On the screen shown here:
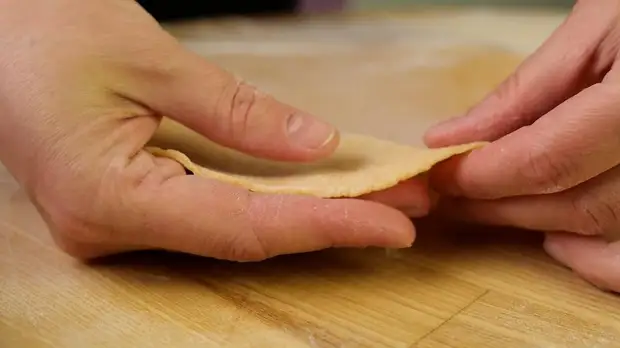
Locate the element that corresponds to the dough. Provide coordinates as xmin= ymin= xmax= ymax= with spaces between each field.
xmin=146 ymin=118 xmax=485 ymax=198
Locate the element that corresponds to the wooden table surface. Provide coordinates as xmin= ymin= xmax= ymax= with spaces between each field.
xmin=3 ymin=6 xmax=620 ymax=348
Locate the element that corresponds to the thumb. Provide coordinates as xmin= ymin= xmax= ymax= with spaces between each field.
xmin=424 ymin=2 xmax=614 ymax=148
xmin=126 ymin=48 xmax=339 ymax=162
xmin=544 ymin=232 xmax=620 ymax=293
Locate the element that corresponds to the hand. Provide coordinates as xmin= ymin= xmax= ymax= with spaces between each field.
xmin=423 ymin=0 xmax=620 ymax=292
xmin=0 ymin=0 xmax=427 ymax=261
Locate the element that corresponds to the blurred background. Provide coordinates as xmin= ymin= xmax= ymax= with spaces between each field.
xmin=137 ymin=1 xmax=570 ymax=144
xmin=137 ymin=0 xmax=574 ymax=21
xmin=353 ymin=0 xmax=572 ymax=9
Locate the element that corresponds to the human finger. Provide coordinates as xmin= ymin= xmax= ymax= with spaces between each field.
xmin=429 ymin=82 xmax=620 ymax=199
xmin=424 ymin=1 xmax=617 ymax=148
xmin=112 ymin=153 xmax=416 ymax=261
xmin=433 ymin=164 xmax=620 ymax=239
xmin=544 ymin=232 xmax=620 ymax=293
xmin=118 ymin=45 xmax=339 ymax=163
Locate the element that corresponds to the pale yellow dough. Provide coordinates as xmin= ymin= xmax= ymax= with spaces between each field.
xmin=146 ymin=118 xmax=485 ymax=198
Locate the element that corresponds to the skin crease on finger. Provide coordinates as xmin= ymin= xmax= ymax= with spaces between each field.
xmin=0 ymin=0 xmax=425 ymax=261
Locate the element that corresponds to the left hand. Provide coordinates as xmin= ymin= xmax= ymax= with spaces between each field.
xmin=423 ymin=0 xmax=620 ymax=292
xmin=0 ymin=0 xmax=426 ymax=262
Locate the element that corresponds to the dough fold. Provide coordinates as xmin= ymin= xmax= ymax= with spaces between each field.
xmin=146 ymin=118 xmax=485 ymax=198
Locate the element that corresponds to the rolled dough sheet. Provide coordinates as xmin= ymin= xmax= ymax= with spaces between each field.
xmin=146 ymin=118 xmax=485 ymax=198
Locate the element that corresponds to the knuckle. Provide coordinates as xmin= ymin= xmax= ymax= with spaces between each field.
xmin=218 ymin=227 xmax=270 ymax=262
xmin=216 ymin=80 xmax=258 ymax=142
xmin=519 ymin=149 xmax=575 ymax=194
xmin=209 ymin=193 xmax=271 ymax=262
xmin=571 ymin=195 xmax=619 ymax=236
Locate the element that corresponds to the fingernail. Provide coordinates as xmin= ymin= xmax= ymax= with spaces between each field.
xmin=287 ymin=113 xmax=336 ymax=149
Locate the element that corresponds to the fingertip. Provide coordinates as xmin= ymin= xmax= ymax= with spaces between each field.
xmin=423 ymin=113 xmax=487 ymax=148
xmin=384 ymin=206 xmax=418 ymax=247
xmin=291 ymin=124 xmax=341 ymax=162
xmin=334 ymin=199 xmax=417 ymax=248
xmin=543 ymin=233 xmax=620 ymax=292
xmin=423 ymin=118 xmax=463 ymax=148
xmin=382 ymin=203 xmax=418 ymax=247
xmin=244 ymin=194 xmax=415 ymax=258
xmin=139 ymin=50 xmax=341 ymax=164
xmin=254 ymin=119 xmax=339 ymax=163
xmin=427 ymin=144 xmax=516 ymax=200
xmin=543 ymin=232 xmax=602 ymax=262
xmin=285 ymin=111 xmax=340 ymax=158
xmin=381 ymin=213 xmax=417 ymax=248
xmin=206 ymin=102 xmax=341 ymax=163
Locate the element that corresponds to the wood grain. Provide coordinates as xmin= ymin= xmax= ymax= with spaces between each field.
xmin=3 ymin=7 xmax=620 ymax=348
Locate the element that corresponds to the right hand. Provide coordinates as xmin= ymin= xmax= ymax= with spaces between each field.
xmin=423 ymin=0 xmax=620 ymax=291
xmin=0 ymin=0 xmax=427 ymax=261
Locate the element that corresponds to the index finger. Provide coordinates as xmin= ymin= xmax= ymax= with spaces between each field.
xmin=429 ymin=82 xmax=620 ymax=199
xmin=424 ymin=0 xmax=617 ymax=148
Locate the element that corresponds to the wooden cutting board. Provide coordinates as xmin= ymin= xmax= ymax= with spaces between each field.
xmin=2 ymin=7 xmax=620 ymax=348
